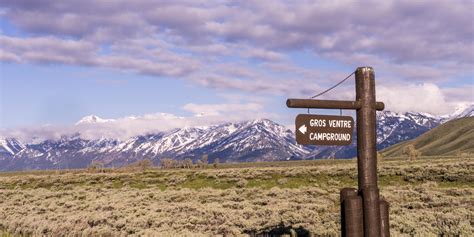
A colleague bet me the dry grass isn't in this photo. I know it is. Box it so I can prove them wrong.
[0,156,473,236]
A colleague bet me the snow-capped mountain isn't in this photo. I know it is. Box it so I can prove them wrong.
[1,105,472,171]
[108,119,307,160]
[75,115,115,125]
[0,119,308,171]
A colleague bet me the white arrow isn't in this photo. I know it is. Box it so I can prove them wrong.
[298,124,307,134]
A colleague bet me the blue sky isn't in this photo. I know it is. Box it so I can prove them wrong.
[0,0,473,140]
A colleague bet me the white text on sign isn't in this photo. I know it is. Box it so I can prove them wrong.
[310,119,352,128]
[309,132,351,141]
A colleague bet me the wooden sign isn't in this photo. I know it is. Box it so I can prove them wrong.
[295,114,354,145]
[287,67,389,236]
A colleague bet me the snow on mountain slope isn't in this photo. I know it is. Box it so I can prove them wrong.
[440,104,474,122]
[0,138,25,156]
[376,111,440,148]
[102,119,307,162]
[189,119,308,162]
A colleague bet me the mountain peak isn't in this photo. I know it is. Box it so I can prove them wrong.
[451,103,474,118]
[251,118,274,124]
[440,103,474,121]
[75,115,115,125]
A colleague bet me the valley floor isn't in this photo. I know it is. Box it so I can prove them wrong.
[0,156,473,236]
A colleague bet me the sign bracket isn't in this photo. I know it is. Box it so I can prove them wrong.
[287,99,385,111]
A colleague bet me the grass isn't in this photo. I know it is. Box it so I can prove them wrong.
[1,156,469,191]
[383,117,474,156]
[181,176,235,189]
[0,156,472,236]
[0,232,13,237]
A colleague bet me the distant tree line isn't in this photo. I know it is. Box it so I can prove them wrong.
[87,159,154,172]
[87,155,220,172]
[161,154,220,169]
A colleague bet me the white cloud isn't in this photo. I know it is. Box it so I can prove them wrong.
[2,102,277,141]
[73,113,188,140]
[242,48,284,61]
[1,0,472,87]
[0,35,200,77]
[0,50,20,62]
[180,102,277,124]
[377,83,452,115]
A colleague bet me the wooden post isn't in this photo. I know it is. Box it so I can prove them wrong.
[340,188,364,237]
[355,67,381,236]
[345,196,364,237]
[380,199,390,237]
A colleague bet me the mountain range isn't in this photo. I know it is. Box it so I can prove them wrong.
[1,104,473,171]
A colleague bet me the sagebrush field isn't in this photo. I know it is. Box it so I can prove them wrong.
[0,156,473,236]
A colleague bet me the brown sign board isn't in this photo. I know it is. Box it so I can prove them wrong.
[295,114,354,145]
